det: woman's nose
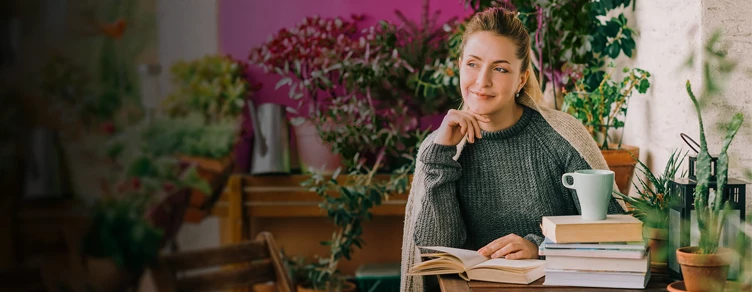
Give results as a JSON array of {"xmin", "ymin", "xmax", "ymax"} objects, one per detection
[{"xmin": 475, "ymin": 68, "xmax": 492, "ymax": 88}]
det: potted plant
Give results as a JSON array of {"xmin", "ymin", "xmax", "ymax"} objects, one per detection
[
  {"xmin": 105, "ymin": 113, "xmax": 216, "ymax": 223},
  {"xmin": 250, "ymin": 12, "xmax": 458, "ymax": 173},
  {"xmin": 561, "ymin": 63, "xmax": 651, "ymax": 194},
  {"xmin": 673, "ymin": 79, "xmax": 743, "ymax": 292},
  {"xmin": 614, "ymin": 149, "xmax": 686, "ymax": 268},
  {"xmin": 79, "ymin": 196, "xmax": 163, "ymax": 291},
  {"xmin": 161, "ymin": 54, "xmax": 255, "ymax": 217}
]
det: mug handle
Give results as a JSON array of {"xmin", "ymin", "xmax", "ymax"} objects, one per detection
[{"xmin": 562, "ymin": 173, "xmax": 576, "ymax": 189}]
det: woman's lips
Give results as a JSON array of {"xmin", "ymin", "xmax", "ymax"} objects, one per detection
[{"xmin": 471, "ymin": 90, "xmax": 496, "ymax": 99}]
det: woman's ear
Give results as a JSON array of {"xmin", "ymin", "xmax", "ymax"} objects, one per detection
[{"xmin": 517, "ymin": 68, "xmax": 530, "ymax": 92}]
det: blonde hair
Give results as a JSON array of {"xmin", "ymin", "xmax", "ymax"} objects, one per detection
[{"xmin": 458, "ymin": 7, "xmax": 543, "ymax": 105}]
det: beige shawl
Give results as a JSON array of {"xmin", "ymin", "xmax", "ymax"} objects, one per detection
[{"xmin": 399, "ymin": 93, "xmax": 625, "ymax": 292}]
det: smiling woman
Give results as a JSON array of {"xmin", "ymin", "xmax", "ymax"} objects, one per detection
[{"xmin": 400, "ymin": 7, "xmax": 626, "ymax": 292}]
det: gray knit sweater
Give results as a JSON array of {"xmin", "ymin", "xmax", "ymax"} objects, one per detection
[{"xmin": 413, "ymin": 106, "xmax": 624, "ymax": 251}]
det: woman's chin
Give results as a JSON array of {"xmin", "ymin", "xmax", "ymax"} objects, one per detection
[{"xmin": 467, "ymin": 104, "xmax": 495, "ymax": 115}]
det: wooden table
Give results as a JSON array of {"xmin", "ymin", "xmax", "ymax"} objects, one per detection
[
  {"xmin": 439, "ymin": 274, "xmax": 673, "ymax": 292},
  {"xmin": 212, "ymin": 174, "xmax": 410, "ymax": 274}
]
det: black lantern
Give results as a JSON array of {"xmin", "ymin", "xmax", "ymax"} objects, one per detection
[{"xmin": 667, "ymin": 160, "xmax": 747, "ymax": 280}]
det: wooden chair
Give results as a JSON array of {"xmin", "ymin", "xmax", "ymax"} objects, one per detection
[{"xmin": 150, "ymin": 231, "xmax": 295, "ymax": 292}]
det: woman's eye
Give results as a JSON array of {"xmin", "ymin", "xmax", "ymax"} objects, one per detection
[
  {"xmin": 494, "ymin": 67, "xmax": 508, "ymax": 73},
  {"xmin": 467, "ymin": 62, "xmax": 477, "ymax": 68}
]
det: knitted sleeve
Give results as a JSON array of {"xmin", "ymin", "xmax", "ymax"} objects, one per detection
[{"xmin": 412, "ymin": 140, "xmax": 467, "ymax": 248}]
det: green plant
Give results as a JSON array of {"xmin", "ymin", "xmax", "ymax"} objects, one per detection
[
  {"xmin": 614, "ymin": 149, "xmax": 687, "ymax": 229},
  {"xmin": 733, "ymin": 214, "xmax": 752, "ymax": 289},
  {"xmin": 141, "ymin": 113, "xmax": 240, "ymax": 159},
  {"xmin": 39, "ymin": 0, "xmax": 155, "ymax": 128},
  {"xmin": 81, "ymin": 195, "xmax": 163, "ymax": 275},
  {"xmin": 682, "ymin": 30, "xmax": 745, "ymax": 255},
  {"xmin": 686, "ymin": 81, "xmax": 744, "ymax": 255},
  {"xmin": 393, "ymin": 0, "xmax": 462, "ymax": 115},
  {"xmin": 561, "ymin": 62, "xmax": 651, "ymax": 150},
  {"xmin": 105, "ymin": 116, "xmax": 215, "ymax": 196},
  {"xmin": 297, "ymin": 130, "xmax": 425, "ymax": 290},
  {"xmin": 459, "ymin": 0, "xmax": 638, "ymax": 103},
  {"xmin": 163, "ymin": 55, "xmax": 251, "ymax": 123}
]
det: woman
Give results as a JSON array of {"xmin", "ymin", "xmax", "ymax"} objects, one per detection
[{"xmin": 400, "ymin": 7, "xmax": 625, "ymax": 291}]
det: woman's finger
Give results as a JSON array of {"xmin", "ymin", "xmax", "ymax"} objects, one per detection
[
  {"xmin": 457, "ymin": 117, "xmax": 469, "ymax": 137},
  {"xmin": 504, "ymin": 250, "xmax": 526, "ymax": 260},
  {"xmin": 479, "ymin": 236, "xmax": 512, "ymax": 256},
  {"xmin": 492, "ymin": 242, "xmax": 520, "ymax": 259},
  {"xmin": 455, "ymin": 111, "xmax": 481, "ymax": 140},
  {"xmin": 464, "ymin": 108, "xmax": 491, "ymax": 123}
]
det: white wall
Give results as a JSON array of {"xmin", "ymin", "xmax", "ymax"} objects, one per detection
[
  {"xmin": 701, "ymin": 0, "xmax": 752, "ymax": 185},
  {"xmin": 157, "ymin": 0, "xmax": 219, "ymax": 99},
  {"xmin": 624, "ymin": 0, "xmax": 752, "ymax": 215},
  {"xmin": 156, "ymin": 0, "xmax": 221, "ymax": 251}
]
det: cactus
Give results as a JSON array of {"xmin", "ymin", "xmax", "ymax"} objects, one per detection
[{"xmin": 686, "ymin": 80, "xmax": 744, "ymax": 254}]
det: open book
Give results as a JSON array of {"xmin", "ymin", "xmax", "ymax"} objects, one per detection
[{"xmin": 408, "ymin": 246, "xmax": 545, "ymax": 284}]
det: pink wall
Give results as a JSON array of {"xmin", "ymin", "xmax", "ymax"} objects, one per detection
[{"xmin": 219, "ymin": 0, "xmax": 472, "ymax": 106}]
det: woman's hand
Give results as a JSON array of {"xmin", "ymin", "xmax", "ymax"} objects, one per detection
[
  {"xmin": 478, "ymin": 234, "xmax": 539, "ymax": 260},
  {"xmin": 433, "ymin": 109, "xmax": 491, "ymax": 146}
]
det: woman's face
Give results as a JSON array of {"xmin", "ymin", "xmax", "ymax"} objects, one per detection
[{"xmin": 459, "ymin": 31, "xmax": 528, "ymax": 116}]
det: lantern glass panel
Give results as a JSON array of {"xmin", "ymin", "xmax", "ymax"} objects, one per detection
[{"xmin": 669, "ymin": 209, "xmax": 681, "ymax": 273}]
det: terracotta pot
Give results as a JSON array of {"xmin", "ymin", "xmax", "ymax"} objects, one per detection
[
  {"xmin": 183, "ymin": 206, "xmax": 208, "ymax": 223},
  {"xmin": 297, "ymin": 281, "xmax": 356, "ymax": 292},
  {"xmin": 178, "ymin": 154, "xmax": 235, "ymax": 174},
  {"xmin": 84, "ymin": 257, "xmax": 139, "ymax": 292},
  {"xmin": 601, "ymin": 144, "xmax": 639, "ymax": 194},
  {"xmin": 645, "ymin": 227, "xmax": 669, "ymax": 265},
  {"xmin": 252, "ymin": 281, "xmax": 278, "ymax": 292},
  {"xmin": 675, "ymin": 246, "xmax": 734, "ymax": 292},
  {"xmin": 188, "ymin": 189, "xmax": 209, "ymax": 207},
  {"xmin": 178, "ymin": 154, "xmax": 235, "ymax": 223},
  {"xmin": 291, "ymin": 121, "xmax": 343, "ymax": 175}
]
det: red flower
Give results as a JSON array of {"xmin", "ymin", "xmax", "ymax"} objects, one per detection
[
  {"xmin": 101, "ymin": 122, "xmax": 115, "ymax": 135},
  {"xmin": 163, "ymin": 182, "xmax": 175, "ymax": 193},
  {"xmin": 131, "ymin": 177, "xmax": 141, "ymax": 189}
]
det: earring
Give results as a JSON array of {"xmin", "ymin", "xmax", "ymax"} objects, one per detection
[{"xmin": 515, "ymin": 91, "xmax": 520, "ymax": 98}]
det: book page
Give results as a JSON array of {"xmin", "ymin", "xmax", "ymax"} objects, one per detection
[
  {"xmin": 408, "ymin": 257, "xmax": 465, "ymax": 275},
  {"xmin": 472, "ymin": 258, "xmax": 544, "ymax": 272},
  {"xmin": 419, "ymin": 246, "xmax": 489, "ymax": 269}
]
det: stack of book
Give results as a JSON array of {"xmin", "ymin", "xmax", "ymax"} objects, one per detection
[{"xmin": 539, "ymin": 214, "xmax": 651, "ymax": 289}]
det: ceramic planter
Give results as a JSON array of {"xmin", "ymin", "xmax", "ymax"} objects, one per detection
[
  {"xmin": 291, "ymin": 121, "xmax": 343, "ymax": 175},
  {"xmin": 601, "ymin": 144, "xmax": 640, "ymax": 195},
  {"xmin": 675, "ymin": 246, "xmax": 734, "ymax": 292},
  {"xmin": 645, "ymin": 227, "xmax": 669, "ymax": 272}
]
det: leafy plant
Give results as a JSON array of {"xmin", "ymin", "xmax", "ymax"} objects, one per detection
[
  {"xmin": 459, "ymin": 0, "xmax": 638, "ymax": 103},
  {"xmin": 81, "ymin": 196, "xmax": 163, "ymax": 274},
  {"xmin": 393, "ymin": 1, "xmax": 462, "ymax": 115},
  {"xmin": 163, "ymin": 55, "xmax": 253, "ymax": 123},
  {"xmin": 105, "ymin": 116, "xmax": 216, "ymax": 197},
  {"xmin": 561, "ymin": 62, "xmax": 651, "ymax": 150},
  {"xmin": 251, "ymin": 15, "xmax": 438, "ymax": 170},
  {"xmin": 614, "ymin": 149, "xmax": 687, "ymax": 229},
  {"xmin": 297, "ymin": 130, "xmax": 426, "ymax": 290},
  {"xmin": 140, "ymin": 113, "xmax": 240, "ymax": 159}
]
